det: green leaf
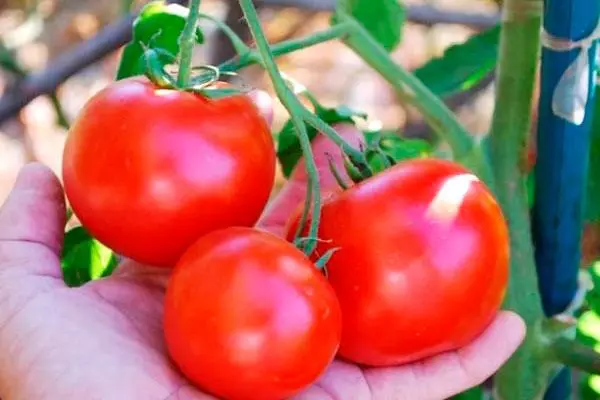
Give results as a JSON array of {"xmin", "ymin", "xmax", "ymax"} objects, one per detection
[
  {"xmin": 450, "ymin": 386, "xmax": 484, "ymax": 400},
  {"xmin": 337, "ymin": 0, "xmax": 405, "ymax": 52},
  {"xmin": 61, "ymin": 227, "xmax": 118, "ymax": 287},
  {"xmin": 363, "ymin": 130, "xmax": 432, "ymax": 174},
  {"xmin": 116, "ymin": 0, "xmax": 204, "ymax": 80},
  {"xmin": 276, "ymin": 105, "xmax": 366, "ymax": 178},
  {"xmin": 414, "ymin": 25, "xmax": 500, "ymax": 98},
  {"xmin": 585, "ymin": 88, "xmax": 600, "ymax": 222}
]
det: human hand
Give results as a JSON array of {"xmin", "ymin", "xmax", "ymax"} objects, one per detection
[{"xmin": 0, "ymin": 125, "xmax": 525, "ymax": 400}]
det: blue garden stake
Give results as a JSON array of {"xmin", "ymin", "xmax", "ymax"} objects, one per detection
[{"xmin": 532, "ymin": 1, "xmax": 600, "ymax": 399}]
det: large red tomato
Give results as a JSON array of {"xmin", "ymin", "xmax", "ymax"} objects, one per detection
[
  {"xmin": 62, "ymin": 77, "xmax": 275, "ymax": 266},
  {"xmin": 286, "ymin": 158, "xmax": 509, "ymax": 366},
  {"xmin": 164, "ymin": 227, "xmax": 342, "ymax": 400}
]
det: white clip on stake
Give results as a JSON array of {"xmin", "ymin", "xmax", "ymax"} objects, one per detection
[{"xmin": 541, "ymin": 19, "xmax": 600, "ymax": 126}]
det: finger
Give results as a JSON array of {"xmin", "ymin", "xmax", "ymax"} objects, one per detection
[
  {"xmin": 313, "ymin": 360, "xmax": 372, "ymax": 400},
  {"xmin": 259, "ymin": 123, "xmax": 363, "ymax": 236},
  {"xmin": 247, "ymin": 89, "xmax": 274, "ymax": 127},
  {"xmin": 0, "ymin": 163, "xmax": 66, "ymax": 276},
  {"xmin": 364, "ymin": 311, "xmax": 526, "ymax": 400}
]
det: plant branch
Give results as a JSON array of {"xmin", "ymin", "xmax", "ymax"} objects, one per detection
[
  {"xmin": 177, "ymin": 0, "xmax": 202, "ymax": 86},
  {"xmin": 257, "ymin": 0, "xmax": 500, "ymax": 30},
  {"xmin": 238, "ymin": 0, "xmax": 323, "ymax": 255},
  {"xmin": 218, "ymin": 23, "xmax": 351, "ymax": 73},
  {"xmin": 546, "ymin": 338, "xmax": 600, "ymax": 375},
  {"xmin": 488, "ymin": 0, "xmax": 547, "ymax": 398},
  {"xmin": 334, "ymin": 12, "xmax": 476, "ymax": 165}
]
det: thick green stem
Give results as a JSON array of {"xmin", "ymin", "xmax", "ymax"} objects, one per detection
[
  {"xmin": 177, "ymin": 0, "xmax": 201, "ymax": 86},
  {"xmin": 238, "ymin": 0, "xmax": 321, "ymax": 256},
  {"xmin": 547, "ymin": 338, "xmax": 600, "ymax": 375},
  {"xmin": 488, "ymin": 0, "xmax": 547, "ymax": 398},
  {"xmin": 334, "ymin": 12, "xmax": 475, "ymax": 164},
  {"xmin": 218, "ymin": 23, "xmax": 352, "ymax": 73}
]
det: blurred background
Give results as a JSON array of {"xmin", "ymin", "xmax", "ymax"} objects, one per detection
[{"xmin": 0, "ymin": 0, "xmax": 501, "ymax": 204}]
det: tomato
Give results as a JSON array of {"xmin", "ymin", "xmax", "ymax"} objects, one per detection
[
  {"xmin": 164, "ymin": 227, "xmax": 342, "ymax": 400},
  {"xmin": 286, "ymin": 158, "xmax": 509, "ymax": 366},
  {"xmin": 62, "ymin": 77, "xmax": 275, "ymax": 266}
]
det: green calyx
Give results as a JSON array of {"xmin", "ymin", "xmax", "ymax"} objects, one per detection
[{"xmin": 140, "ymin": 47, "xmax": 246, "ymax": 99}]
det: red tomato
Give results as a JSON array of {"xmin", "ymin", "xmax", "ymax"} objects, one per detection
[
  {"xmin": 164, "ymin": 227, "xmax": 342, "ymax": 400},
  {"xmin": 62, "ymin": 77, "xmax": 275, "ymax": 266},
  {"xmin": 286, "ymin": 158, "xmax": 509, "ymax": 366}
]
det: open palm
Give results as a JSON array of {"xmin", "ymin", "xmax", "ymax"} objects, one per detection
[{"xmin": 0, "ymin": 127, "xmax": 525, "ymax": 400}]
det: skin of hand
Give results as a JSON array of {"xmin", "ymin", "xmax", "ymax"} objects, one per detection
[{"xmin": 0, "ymin": 124, "xmax": 526, "ymax": 400}]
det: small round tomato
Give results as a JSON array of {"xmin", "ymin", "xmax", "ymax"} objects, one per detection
[
  {"xmin": 164, "ymin": 227, "xmax": 342, "ymax": 400},
  {"xmin": 286, "ymin": 158, "xmax": 509, "ymax": 366},
  {"xmin": 62, "ymin": 77, "xmax": 275, "ymax": 266}
]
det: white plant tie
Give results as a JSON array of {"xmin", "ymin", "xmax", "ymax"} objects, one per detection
[{"xmin": 541, "ymin": 18, "xmax": 600, "ymax": 126}]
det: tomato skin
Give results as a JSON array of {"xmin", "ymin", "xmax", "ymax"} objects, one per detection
[
  {"xmin": 164, "ymin": 227, "xmax": 342, "ymax": 400},
  {"xmin": 286, "ymin": 158, "xmax": 509, "ymax": 366},
  {"xmin": 62, "ymin": 77, "xmax": 275, "ymax": 266}
]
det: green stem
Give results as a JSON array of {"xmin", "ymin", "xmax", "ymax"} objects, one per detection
[
  {"xmin": 488, "ymin": 0, "xmax": 547, "ymax": 399},
  {"xmin": 238, "ymin": 0, "xmax": 321, "ymax": 256},
  {"xmin": 219, "ymin": 23, "xmax": 351, "ymax": 73},
  {"xmin": 302, "ymin": 109, "xmax": 370, "ymax": 174},
  {"xmin": 177, "ymin": 0, "xmax": 201, "ymax": 87},
  {"xmin": 546, "ymin": 338, "xmax": 600, "ymax": 375},
  {"xmin": 334, "ymin": 12, "xmax": 474, "ymax": 164},
  {"xmin": 198, "ymin": 12, "xmax": 251, "ymax": 56}
]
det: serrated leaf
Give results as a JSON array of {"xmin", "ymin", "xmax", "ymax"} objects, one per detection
[
  {"xmin": 414, "ymin": 25, "xmax": 500, "ymax": 98},
  {"xmin": 276, "ymin": 105, "xmax": 367, "ymax": 178},
  {"xmin": 338, "ymin": 0, "xmax": 405, "ymax": 52},
  {"xmin": 61, "ymin": 227, "xmax": 118, "ymax": 287}
]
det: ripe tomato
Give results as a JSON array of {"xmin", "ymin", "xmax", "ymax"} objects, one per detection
[
  {"xmin": 286, "ymin": 158, "xmax": 509, "ymax": 366},
  {"xmin": 62, "ymin": 77, "xmax": 275, "ymax": 266},
  {"xmin": 164, "ymin": 227, "xmax": 342, "ymax": 400}
]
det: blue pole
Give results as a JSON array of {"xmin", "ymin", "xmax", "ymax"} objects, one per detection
[{"xmin": 532, "ymin": 1, "xmax": 599, "ymax": 399}]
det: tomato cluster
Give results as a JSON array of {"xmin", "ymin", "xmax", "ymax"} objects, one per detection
[{"xmin": 63, "ymin": 79, "xmax": 509, "ymax": 399}]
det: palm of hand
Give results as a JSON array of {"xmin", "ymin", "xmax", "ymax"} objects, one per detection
[
  {"xmin": 1, "ymin": 259, "xmax": 521, "ymax": 400},
  {"xmin": 0, "ymin": 143, "xmax": 525, "ymax": 400}
]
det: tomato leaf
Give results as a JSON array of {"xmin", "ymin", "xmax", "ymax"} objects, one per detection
[
  {"xmin": 336, "ymin": 0, "xmax": 405, "ymax": 52},
  {"xmin": 450, "ymin": 386, "xmax": 483, "ymax": 400},
  {"xmin": 276, "ymin": 105, "xmax": 367, "ymax": 178},
  {"xmin": 363, "ymin": 130, "xmax": 432, "ymax": 174},
  {"xmin": 116, "ymin": 0, "xmax": 204, "ymax": 80},
  {"xmin": 61, "ymin": 227, "xmax": 119, "ymax": 287},
  {"xmin": 414, "ymin": 25, "xmax": 500, "ymax": 98},
  {"xmin": 585, "ymin": 89, "xmax": 600, "ymax": 222}
]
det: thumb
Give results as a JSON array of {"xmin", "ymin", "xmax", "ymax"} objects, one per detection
[
  {"xmin": 0, "ymin": 163, "xmax": 66, "ymax": 275},
  {"xmin": 259, "ymin": 123, "xmax": 364, "ymax": 236}
]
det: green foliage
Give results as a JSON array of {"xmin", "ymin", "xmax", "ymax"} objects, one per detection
[
  {"xmin": 414, "ymin": 25, "xmax": 500, "ymax": 98},
  {"xmin": 450, "ymin": 386, "xmax": 484, "ymax": 400},
  {"xmin": 585, "ymin": 88, "xmax": 600, "ymax": 222},
  {"xmin": 363, "ymin": 130, "xmax": 432, "ymax": 174},
  {"xmin": 61, "ymin": 227, "xmax": 118, "ymax": 287},
  {"xmin": 116, "ymin": 0, "xmax": 204, "ymax": 80},
  {"xmin": 276, "ymin": 105, "xmax": 366, "ymax": 178},
  {"xmin": 335, "ymin": 0, "xmax": 405, "ymax": 52},
  {"xmin": 577, "ymin": 263, "xmax": 600, "ymax": 398}
]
